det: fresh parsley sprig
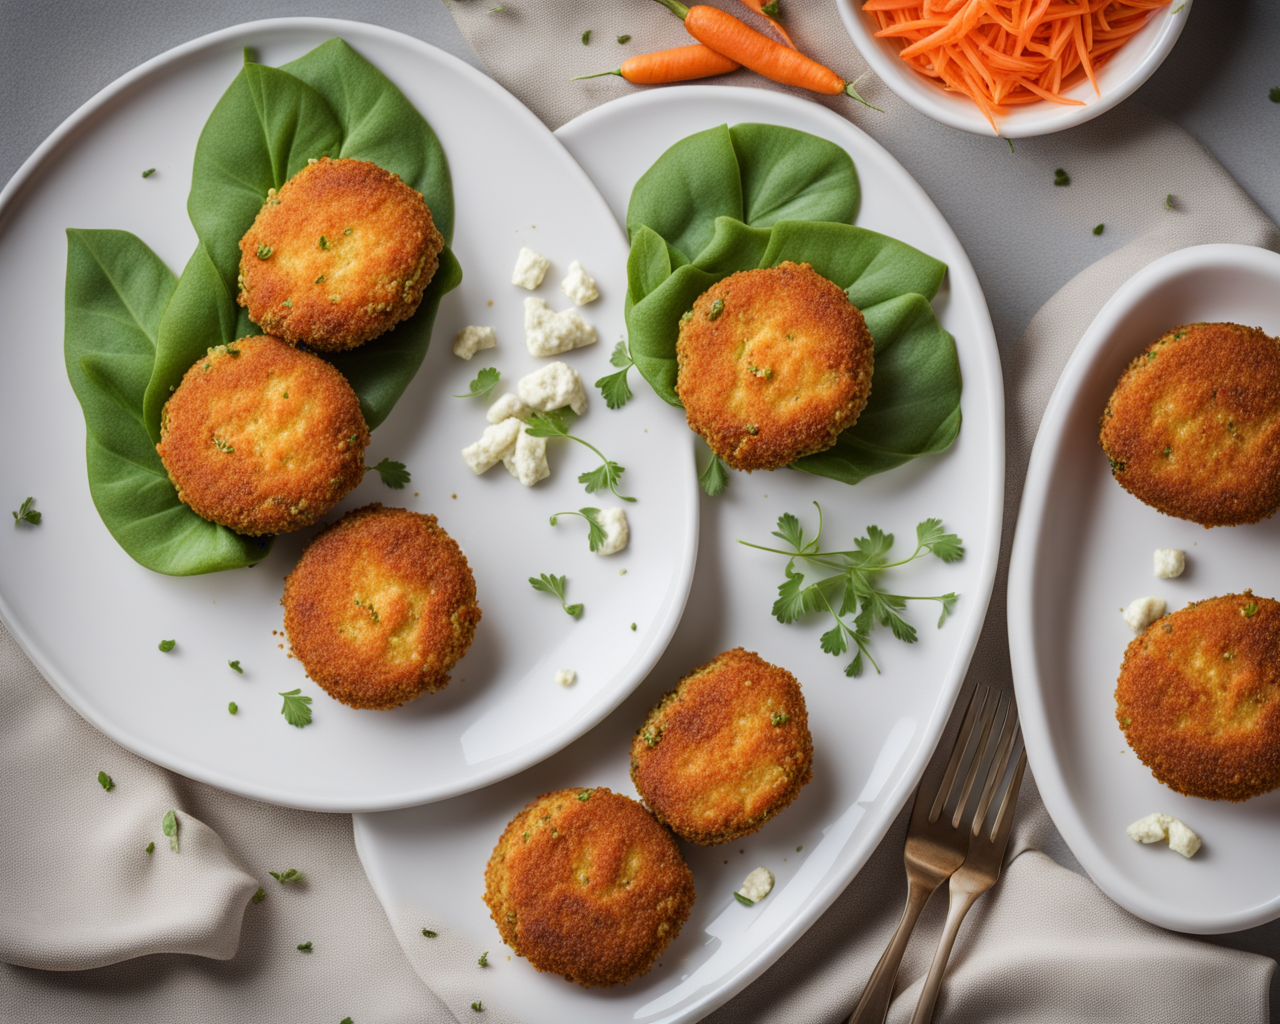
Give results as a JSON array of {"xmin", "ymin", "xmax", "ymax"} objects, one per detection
[
  {"xmin": 453, "ymin": 367, "xmax": 500, "ymax": 399},
  {"xmin": 279, "ymin": 689, "xmax": 313, "ymax": 728},
  {"xmin": 368, "ymin": 458, "xmax": 411, "ymax": 489},
  {"xmin": 12, "ymin": 496, "xmax": 41, "ymax": 525},
  {"xmin": 270, "ymin": 868, "xmax": 304, "ymax": 884},
  {"xmin": 595, "ymin": 340, "xmax": 635, "ymax": 410},
  {"xmin": 550, "ymin": 508, "xmax": 606, "ymax": 552},
  {"xmin": 529, "ymin": 573, "xmax": 583, "ymax": 618},
  {"xmin": 740, "ymin": 503, "xmax": 963, "ymax": 677},
  {"xmin": 525, "ymin": 409, "xmax": 635, "ymax": 502}
]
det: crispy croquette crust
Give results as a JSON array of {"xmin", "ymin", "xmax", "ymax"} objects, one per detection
[
  {"xmin": 630, "ymin": 648, "xmax": 814, "ymax": 845},
  {"xmin": 1116, "ymin": 592, "xmax": 1280, "ymax": 802},
  {"xmin": 238, "ymin": 157, "xmax": 444, "ymax": 352},
  {"xmin": 156, "ymin": 335, "xmax": 368, "ymax": 536},
  {"xmin": 1099, "ymin": 322, "xmax": 1280, "ymax": 527},
  {"xmin": 282, "ymin": 504, "xmax": 481, "ymax": 710},
  {"xmin": 483, "ymin": 787, "xmax": 695, "ymax": 988},
  {"xmin": 675, "ymin": 262, "xmax": 874, "ymax": 472}
]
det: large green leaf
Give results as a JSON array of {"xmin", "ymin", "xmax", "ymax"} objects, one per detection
[
  {"xmin": 625, "ymin": 123, "xmax": 859, "ymax": 265},
  {"xmin": 64, "ymin": 229, "xmax": 268, "ymax": 575}
]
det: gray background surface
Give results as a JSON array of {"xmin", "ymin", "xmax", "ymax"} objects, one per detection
[{"xmin": 3, "ymin": 0, "xmax": 1279, "ymax": 1012}]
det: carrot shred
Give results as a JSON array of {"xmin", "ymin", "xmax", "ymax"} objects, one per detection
[{"xmin": 863, "ymin": 0, "xmax": 1171, "ymax": 131}]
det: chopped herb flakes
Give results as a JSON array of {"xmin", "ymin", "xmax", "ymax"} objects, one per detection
[
  {"xmin": 1053, "ymin": 168, "xmax": 1070, "ymax": 187},
  {"xmin": 453, "ymin": 366, "xmax": 501, "ymax": 399},
  {"xmin": 318, "ymin": 235, "xmax": 330, "ymax": 250},
  {"xmin": 158, "ymin": 639, "xmax": 176, "ymax": 652},
  {"xmin": 270, "ymin": 868, "xmax": 304, "ymax": 884},
  {"xmin": 478, "ymin": 951, "xmax": 489, "ymax": 967},
  {"xmin": 369, "ymin": 458, "xmax": 411, "ymax": 489},
  {"xmin": 1165, "ymin": 193, "xmax": 1174, "ymax": 210},
  {"xmin": 13, "ymin": 496, "xmax": 42, "ymax": 525},
  {"xmin": 228, "ymin": 702, "xmax": 238, "ymax": 715},
  {"xmin": 631, "ymin": 622, "xmax": 637, "ymax": 631},
  {"xmin": 581, "ymin": 29, "xmax": 592, "ymax": 44},
  {"xmin": 145, "ymin": 841, "xmax": 155, "ymax": 854},
  {"xmin": 771, "ymin": 712, "xmax": 790, "ymax": 726},
  {"xmin": 1092, "ymin": 223, "xmax": 1105, "ymax": 235},
  {"xmin": 471, "ymin": 1002, "xmax": 484, "ymax": 1013},
  {"xmin": 256, "ymin": 243, "xmax": 274, "ymax": 260},
  {"xmin": 762, "ymin": 0, "xmax": 779, "ymax": 12},
  {"xmin": 162, "ymin": 810, "xmax": 179, "ymax": 852},
  {"xmin": 214, "ymin": 437, "xmax": 234, "ymax": 453},
  {"xmin": 251, "ymin": 887, "xmax": 266, "ymax": 904},
  {"xmin": 529, "ymin": 573, "xmax": 583, "ymax": 618},
  {"xmin": 279, "ymin": 689, "xmax": 313, "ymax": 728},
  {"xmin": 1243, "ymin": 602, "xmax": 1259, "ymax": 618},
  {"xmin": 341, "ymin": 1019, "xmax": 353, "ymax": 1024},
  {"xmin": 228, "ymin": 659, "xmax": 243, "ymax": 674},
  {"xmin": 422, "ymin": 928, "xmax": 438, "ymax": 938},
  {"xmin": 97, "ymin": 770, "xmax": 115, "ymax": 791},
  {"xmin": 1270, "ymin": 86, "xmax": 1280, "ymax": 103},
  {"xmin": 618, "ymin": 33, "xmax": 632, "ymax": 43},
  {"xmin": 642, "ymin": 726, "xmax": 663, "ymax": 748},
  {"xmin": 297, "ymin": 941, "xmax": 313, "ymax": 952},
  {"xmin": 142, "ymin": 168, "xmax": 156, "ymax": 178},
  {"xmin": 577, "ymin": 789, "xmax": 593, "ymax": 801},
  {"xmin": 734, "ymin": 892, "xmax": 755, "ymax": 906},
  {"xmin": 708, "ymin": 298, "xmax": 725, "ymax": 320}
]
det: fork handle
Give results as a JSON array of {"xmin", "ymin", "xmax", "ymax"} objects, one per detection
[
  {"xmin": 847, "ymin": 876, "xmax": 939, "ymax": 1024},
  {"xmin": 908, "ymin": 887, "xmax": 982, "ymax": 1024}
]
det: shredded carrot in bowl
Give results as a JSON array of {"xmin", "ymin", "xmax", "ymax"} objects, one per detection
[{"xmin": 862, "ymin": 0, "xmax": 1172, "ymax": 132}]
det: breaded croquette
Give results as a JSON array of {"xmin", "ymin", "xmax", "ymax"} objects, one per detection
[
  {"xmin": 282, "ymin": 505, "xmax": 481, "ymax": 709},
  {"xmin": 156, "ymin": 335, "xmax": 368, "ymax": 536},
  {"xmin": 630, "ymin": 648, "xmax": 813, "ymax": 845},
  {"xmin": 1099, "ymin": 322, "xmax": 1280, "ymax": 527},
  {"xmin": 1116, "ymin": 592, "xmax": 1280, "ymax": 801},
  {"xmin": 483, "ymin": 787, "xmax": 695, "ymax": 987},
  {"xmin": 238, "ymin": 157, "xmax": 444, "ymax": 351},
  {"xmin": 675, "ymin": 262, "xmax": 873, "ymax": 472}
]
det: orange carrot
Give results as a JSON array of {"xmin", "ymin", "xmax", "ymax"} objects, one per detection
[
  {"xmin": 863, "ymin": 0, "xmax": 1172, "ymax": 132},
  {"xmin": 654, "ymin": 0, "xmax": 878, "ymax": 107},
  {"xmin": 734, "ymin": 0, "xmax": 796, "ymax": 49},
  {"xmin": 574, "ymin": 43, "xmax": 740, "ymax": 84}
]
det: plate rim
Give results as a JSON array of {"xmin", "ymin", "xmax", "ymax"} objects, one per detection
[
  {"xmin": 0, "ymin": 16, "xmax": 700, "ymax": 813},
  {"xmin": 353, "ymin": 82, "xmax": 1006, "ymax": 1023},
  {"xmin": 1007, "ymin": 241, "xmax": 1280, "ymax": 934}
]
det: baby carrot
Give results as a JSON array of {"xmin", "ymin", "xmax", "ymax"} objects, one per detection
[
  {"xmin": 574, "ymin": 43, "xmax": 740, "ymax": 84},
  {"xmin": 652, "ymin": 0, "xmax": 878, "ymax": 107}
]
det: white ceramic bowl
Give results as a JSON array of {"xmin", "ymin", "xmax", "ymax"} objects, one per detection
[{"xmin": 837, "ymin": 0, "xmax": 1192, "ymax": 138}]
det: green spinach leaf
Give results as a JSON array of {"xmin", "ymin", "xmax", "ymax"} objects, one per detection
[{"xmin": 64, "ymin": 229, "xmax": 267, "ymax": 575}]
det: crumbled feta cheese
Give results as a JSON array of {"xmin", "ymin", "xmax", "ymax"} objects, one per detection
[
  {"xmin": 560, "ymin": 260, "xmax": 599, "ymax": 305},
  {"xmin": 501, "ymin": 424, "xmax": 550, "ymax": 487},
  {"xmin": 518, "ymin": 361, "xmax": 588, "ymax": 415},
  {"xmin": 1124, "ymin": 596, "xmax": 1167, "ymax": 634},
  {"xmin": 523, "ymin": 297, "xmax": 597, "ymax": 357},
  {"xmin": 460, "ymin": 418, "xmax": 521, "ymax": 475},
  {"xmin": 511, "ymin": 247, "xmax": 550, "ymax": 290},
  {"xmin": 595, "ymin": 508, "xmax": 629, "ymax": 555},
  {"xmin": 555, "ymin": 669, "xmax": 576, "ymax": 688},
  {"xmin": 486, "ymin": 393, "xmax": 531, "ymax": 425},
  {"xmin": 1153, "ymin": 549, "xmax": 1185, "ymax": 579},
  {"xmin": 1126, "ymin": 813, "xmax": 1201, "ymax": 858},
  {"xmin": 737, "ymin": 866, "xmax": 775, "ymax": 903},
  {"xmin": 452, "ymin": 324, "xmax": 497, "ymax": 360}
]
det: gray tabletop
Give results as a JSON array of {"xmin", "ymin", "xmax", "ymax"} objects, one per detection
[{"xmin": 4, "ymin": 0, "xmax": 1280, "ymax": 1013}]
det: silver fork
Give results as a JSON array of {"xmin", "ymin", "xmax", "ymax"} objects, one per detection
[
  {"xmin": 847, "ymin": 685, "xmax": 1006, "ymax": 1024},
  {"xmin": 908, "ymin": 705, "xmax": 1027, "ymax": 1024}
]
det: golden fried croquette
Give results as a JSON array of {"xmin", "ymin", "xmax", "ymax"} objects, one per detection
[
  {"xmin": 675, "ymin": 262, "xmax": 873, "ymax": 472},
  {"xmin": 630, "ymin": 648, "xmax": 813, "ymax": 845},
  {"xmin": 1116, "ymin": 592, "xmax": 1280, "ymax": 801},
  {"xmin": 282, "ymin": 504, "xmax": 480, "ymax": 709},
  {"xmin": 483, "ymin": 787, "xmax": 695, "ymax": 987},
  {"xmin": 238, "ymin": 157, "xmax": 444, "ymax": 351},
  {"xmin": 1099, "ymin": 322, "xmax": 1280, "ymax": 527},
  {"xmin": 156, "ymin": 335, "xmax": 368, "ymax": 536}
]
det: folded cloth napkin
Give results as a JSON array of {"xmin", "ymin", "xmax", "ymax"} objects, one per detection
[{"xmin": 3, "ymin": 5, "xmax": 1279, "ymax": 1023}]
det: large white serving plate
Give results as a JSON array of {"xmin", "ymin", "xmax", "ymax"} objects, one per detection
[
  {"xmin": 0, "ymin": 19, "xmax": 697, "ymax": 812},
  {"xmin": 354, "ymin": 87, "xmax": 1004, "ymax": 1023},
  {"xmin": 1009, "ymin": 244, "xmax": 1280, "ymax": 934}
]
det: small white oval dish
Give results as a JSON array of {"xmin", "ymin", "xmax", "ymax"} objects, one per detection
[{"xmin": 1009, "ymin": 243, "xmax": 1280, "ymax": 934}]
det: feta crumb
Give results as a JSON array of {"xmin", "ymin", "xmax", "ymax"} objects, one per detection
[
  {"xmin": 511, "ymin": 247, "xmax": 550, "ymax": 290},
  {"xmin": 1153, "ymin": 548, "xmax": 1185, "ymax": 579},
  {"xmin": 452, "ymin": 325, "xmax": 497, "ymax": 360},
  {"xmin": 555, "ymin": 669, "xmax": 576, "ymax": 688},
  {"xmin": 1124, "ymin": 596, "xmax": 1167, "ymax": 634},
  {"xmin": 595, "ymin": 508, "xmax": 629, "ymax": 555},
  {"xmin": 487, "ymin": 393, "xmax": 531, "ymax": 425},
  {"xmin": 460, "ymin": 418, "xmax": 520, "ymax": 475},
  {"xmin": 1126, "ymin": 813, "xmax": 1201, "ymax": 858},
  {"xmin": 501, "ymin": 424, "xmax": 550, "ymax": 487},
  {"xmin": 524, "ymin": 297, "xmax": 597, "ymax": 357},
  {"xmin": 737, "ymin": 866, "xmax": 775, "ymax": 903},
  {"xmin": 560, "ymin": 260, "xmax": 599, "ymax": 305},
  {"xmin": 518, "ymin": 361, "xmax": 588, "ymax": 415}
]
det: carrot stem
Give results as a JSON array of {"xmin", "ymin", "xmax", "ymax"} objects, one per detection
[{"xmin": 572, "ymin": 69, "xmax": 624, "ymax": 79}]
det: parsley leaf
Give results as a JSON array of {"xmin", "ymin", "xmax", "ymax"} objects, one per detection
[
  {"xmin": 279, "ymin": 689, "xmax": 313, "ymax": 728},
  {"xmin": 145, "ymin": 841, "xmax": 155, "ymax": 854},
  {"xmin": 158, "ymin": 639, "xmax": 176, "ymax": 652},
  {"xmin": 453, "ymin": 367, "xmax": 500, "ymax": 399},
  {"xmin": 422, "ymin": 928, "xmax": 438, "ymax": 938},
  {"xmin": 550, "ymin": 508, "xmax": 607, "ymax": 552},
  {"xmin": 529, "ymin": 573, "xmax": 583, "ymax": 618},
  {"xmin": 270, "ymin": 868, "xmax": 304, "ymax": 884},
  {"xmin": 526, "ymin": 410, "xmax": 636, "ymax": 501},
  {"xmin": 369, "ymin": 458, "xmax": 411, "ymax": 489},
  {"xmin": 297, "ymin": 940, "xmax": 313, "ymax": 952},
  {"xmin": 595, "ymin": 340, "xmax": 635, "ymax": 409},
  {"xmin": 228, "ymin": 659, "xmax": 243, "ymax": 674},
  {"xmin": 12, "ymin": 496, "xmax": 41, "ymax": 526},
  {"xmin": 162, "ymin": 809, "xmax": 179, "ymax": 852},
  {"xmin": 478, "ymin": 951, "xmax": 489, "ymax": 967},
  {"xmin": 97, "ymin": 770, "xmax": 115, "ymax": 791},
  {"xmin": 741, "ymin": 503, "xmax": 964, "ymax": 677},
  {"xmin": 700, "ymin": 453, "xmax": 729, "ymax": 496}
]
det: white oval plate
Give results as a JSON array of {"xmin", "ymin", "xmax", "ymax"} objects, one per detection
[
  {"xmin": 837, "ymin": 0, "xmax": 1191, "ymax": 138},
  {"xmin": 0, "ymin": 19, "xmax": 698, "ymax": 812},
  {"xmin": 354, "ymin": 86, "xmax": 1004, "ymax": 1023},
  {"xmin": 1009, "ymin": 243, "xmax": 1280, "ymax": 934}
]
